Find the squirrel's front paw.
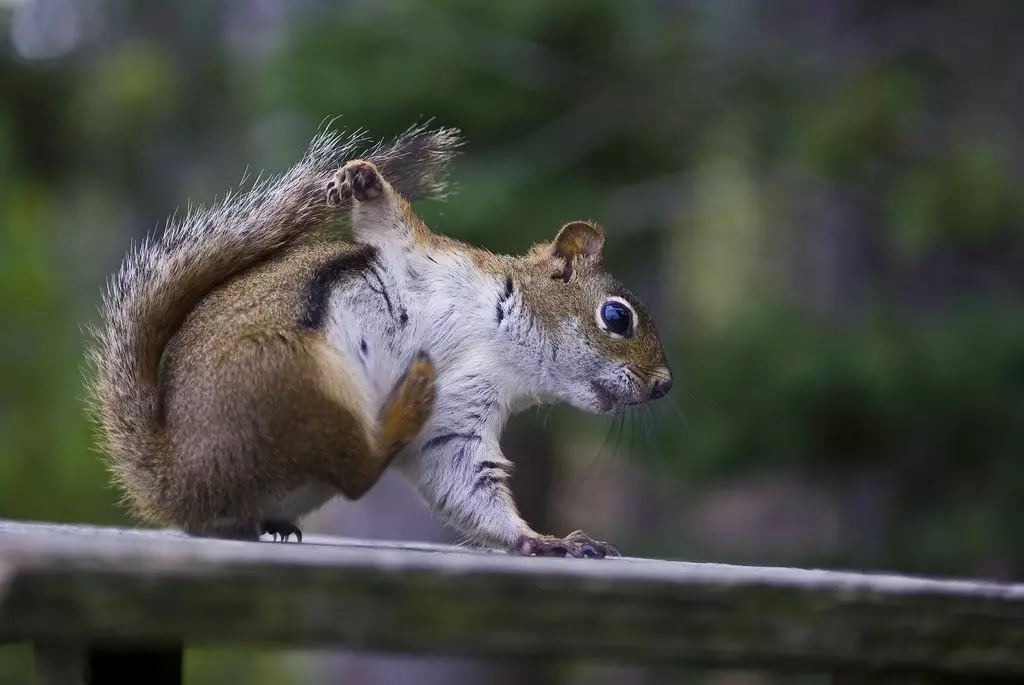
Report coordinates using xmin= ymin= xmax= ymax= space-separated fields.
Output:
xmin=510 ymin=530 xmax=620 ymax=559
xmin=326 ymin=160 xmax=383 ymax=204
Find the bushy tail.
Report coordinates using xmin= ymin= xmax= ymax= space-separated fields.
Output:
xmin=86 ymin=122 xmax=464 ymax=519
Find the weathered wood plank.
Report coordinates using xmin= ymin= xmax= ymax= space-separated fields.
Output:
xmin=1 ymin=520 xmax=1023 ymax=678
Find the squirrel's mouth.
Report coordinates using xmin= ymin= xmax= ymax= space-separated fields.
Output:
xmin=589 ymin=379 xmax=650 ymax=412
xmin=588 ymin=381 xmax=618 ymax=412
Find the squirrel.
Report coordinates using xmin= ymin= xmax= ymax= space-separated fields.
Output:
xmin=88 ymin=123 xmax=673 ymax=559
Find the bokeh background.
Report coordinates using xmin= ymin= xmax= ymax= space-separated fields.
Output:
xmin=2 ymin=0 xmax=1023 ymax=683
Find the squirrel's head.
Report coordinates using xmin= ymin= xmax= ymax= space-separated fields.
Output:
xmin=517 ymin=220 xmax=673 ymax=414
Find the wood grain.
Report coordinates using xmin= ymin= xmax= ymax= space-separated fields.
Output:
xmin=1 ymin=520 xmax=1023 ymax=678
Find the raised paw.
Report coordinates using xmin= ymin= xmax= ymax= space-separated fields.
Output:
xmin=326 ymin=160 xmax=383 ymax=205
xmin=261 ymin=519 xmax=303 ymax=543
xmin=511 ymin=530 xmax=621 ymax=559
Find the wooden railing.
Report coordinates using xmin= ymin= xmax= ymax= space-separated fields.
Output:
xmin=1 ymin=519 xmax=1022 ymax=684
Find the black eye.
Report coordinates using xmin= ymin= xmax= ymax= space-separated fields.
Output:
xmin=600 ymin=300 xmax=633 ymax=337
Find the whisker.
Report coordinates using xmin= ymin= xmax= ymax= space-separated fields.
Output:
xmin=629 ymin=363 xmax=672 ymax=380
xmin=622 ymin=374 xmax=652 ymax=466
xmin=628 ymin=407 xmax=639 ymax=467
xmin=666 ymin=395 xmax=692 ymax=437
xmin=641 ymin=403 xmax=665 ymax=465
xmin=580 ymin=410 xmax=622 ymax=490
xmin=611 ymin=406 xmax=627 ymax=463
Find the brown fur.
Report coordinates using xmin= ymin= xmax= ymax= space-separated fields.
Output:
xmin=157 ymin=239 xmax=435 ymax=532
xmin=89 ymin=127 xmax=668 ymax=549
xmin=515 ymin=222 xmax=670 ymax=391
xmin=87 ymin=126 xmax=460 ymax=528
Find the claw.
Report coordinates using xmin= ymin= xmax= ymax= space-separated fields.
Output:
xmin=326 ymin=160 xmax=383 ymax=206
xmin=261 ymin=520 xmax=303 ymax=543
xmin=510 ymin=531 xmax=619 ymax=559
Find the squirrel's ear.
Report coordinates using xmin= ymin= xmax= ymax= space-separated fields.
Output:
xmin=551 ymin=221 xmax=604 ymax=282
xmin=553 ymin=220 xmax=604 ymax=262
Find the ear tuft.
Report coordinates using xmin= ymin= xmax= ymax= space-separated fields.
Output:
xmin=553 ymin=221 xmax=605 ymax=262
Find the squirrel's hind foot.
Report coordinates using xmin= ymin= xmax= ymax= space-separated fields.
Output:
xmin=510 ymin=531 xmax=621 ymax=559
xmin=261 ymin=519 xmax=303 ymax=543
xmin=327 ymin=160 xmax=383 ymax=204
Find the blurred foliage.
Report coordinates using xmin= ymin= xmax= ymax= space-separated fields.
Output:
xmin=2 ymin=0 xmax=1024 ymax=683
xmin=667 ymin=301 xmax=1024 ymax=569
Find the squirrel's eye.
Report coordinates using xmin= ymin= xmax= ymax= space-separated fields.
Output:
xmin=599 ymin=300 xmax=633 ymax=338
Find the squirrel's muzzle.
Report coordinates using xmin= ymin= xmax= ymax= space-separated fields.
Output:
xmin=649 ymin=370 xmax=673 ymax=400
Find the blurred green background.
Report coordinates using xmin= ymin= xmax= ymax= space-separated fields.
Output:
xmin=2 ymin=0 xmax=1023 ymax=683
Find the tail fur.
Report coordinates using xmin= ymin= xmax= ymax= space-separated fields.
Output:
xmin=86 ymin=122 xmax=464 ymax=519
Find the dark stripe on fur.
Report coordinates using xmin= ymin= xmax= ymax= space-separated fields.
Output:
xmin=495 ymin=275 xmax=514 ymax=324
xmin=474 ymin=460 xmax=503 ymax=474
xmin=472 ymin=474 xmax=505 ymax=493
xmin=423 ymin=432 xmax=481 ymax=451
xmin=299 ymin=244 xmax=377 ymax=330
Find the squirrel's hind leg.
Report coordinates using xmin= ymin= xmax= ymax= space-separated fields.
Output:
xmin=321 ymin=351 xmax=437 ymax=500
xmin=167 ymin=331 xmax=371 ymax=542
xmin=247 ymin=349 xmax=436 ymax=540
xmin=256 ymin=481 xmax=338 ymax=543
xmin=172 ymin=341 xmax=435 ymax=541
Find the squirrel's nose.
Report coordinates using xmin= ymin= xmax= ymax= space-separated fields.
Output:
xmin=650 ymin=373 xmax=673 ymax=399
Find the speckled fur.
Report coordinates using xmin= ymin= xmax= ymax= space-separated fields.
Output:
xmin=87 ymin=125 xmax=672 ymax=552
xmin=87 ymin=125 xmax=458 ymax=534
xmin=326 ymin=166 xmax=672 ymax=549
